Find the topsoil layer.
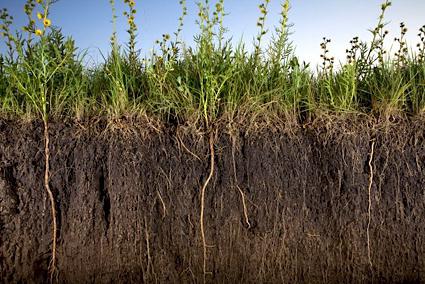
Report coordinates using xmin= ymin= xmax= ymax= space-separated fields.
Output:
xmin=0 ymin=117 xmax=424 ymax=284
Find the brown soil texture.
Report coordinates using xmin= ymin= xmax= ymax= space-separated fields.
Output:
xmin=0 ymin=118 xmax=424 ymax=284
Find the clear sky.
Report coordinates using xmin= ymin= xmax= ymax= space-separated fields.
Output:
xmin=1 ymin=0 xmax=424 ymax=67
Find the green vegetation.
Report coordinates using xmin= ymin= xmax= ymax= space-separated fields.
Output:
xmin=0 ymin=0 xmax=425 ymax=124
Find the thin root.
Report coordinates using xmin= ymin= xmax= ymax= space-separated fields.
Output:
xmin=236 ymin=185 xmax=251 ymax=228
xmin=145 ymin=217 xmax=153 ymax=276
xmin=200 ymin=131 xmax=215 ymax=283
xmin=156 ymin=190 xmax=167 ymax=219
xmin=367 ymin=139 xmax=375 ymax=274
xmin=232 ymin=138 xmax=251 ymax=228
xmin=177 ymin=130 xmax=202 ymax=161
xmin=44 ymin=119 xmax=57 ymax=283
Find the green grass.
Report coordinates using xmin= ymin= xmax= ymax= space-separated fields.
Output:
xmin=1 ymin=0 xmax=425 ymax=125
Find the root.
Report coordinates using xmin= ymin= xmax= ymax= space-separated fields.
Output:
xmin=231 ymin=138 xmax=250 ymax=228
xmin=158 ymin=168 xmax=172 ymax=219
xmin=177 ymin=130 xmax=202 ymax=162
xmin=44 ymin=119 xmax=57 ymax=282
xmin=367 ymin=140 xmax=375 ymax=274
xmin=145 ymin=217 xmax=153 ymax=277
xmin=236 ymin=186 xmax=250 ymax=228
xmin=156 ymin=190 xmax=167 ymax=219
xmin=200 ymin=131 xmax=215 ymax=283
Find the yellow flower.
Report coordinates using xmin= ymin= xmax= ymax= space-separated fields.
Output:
xmin=43 ymin=18 xmax=51 ymax=27
xmin=128 ymin=18 xmax=133 ymax=24
xmin=36 ymin=0 xmax=43 ymax=3
xmin=35 ymin=29 xmax=43 ymax=36
xmin=37 ymin=12 xmax=43 ymax=20
xmin=129 ymin=0 xmax=135 ymax=7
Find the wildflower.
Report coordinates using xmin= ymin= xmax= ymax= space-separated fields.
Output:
xmin=35 ymin=29 xmax=43 ymax=36
xmin=163 ymin=34 xmax=170 ymax=41
xmin=36 ymin=0 xmax=42 ymax=3
xmin=43 ymin=18 xmax=51 ymax=27
xmin=37 ymin=12 xmax=43 ymax=20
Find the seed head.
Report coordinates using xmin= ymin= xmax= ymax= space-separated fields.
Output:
xmin=215 ymin=3 xmax=222 ymax=12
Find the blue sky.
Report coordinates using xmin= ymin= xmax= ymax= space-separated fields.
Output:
xmin=1 ymin=0 xmax=424 ymax=66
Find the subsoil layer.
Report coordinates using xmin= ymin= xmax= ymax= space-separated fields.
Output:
xmin=0 ymin=118 xmax=424 ymax=283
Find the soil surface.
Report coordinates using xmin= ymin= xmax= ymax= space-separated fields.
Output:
xmin=0 ymin=117 xmax=424 ymax=283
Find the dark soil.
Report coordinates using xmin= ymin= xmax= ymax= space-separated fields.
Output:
xmin=0 ymin=117 xmax=424 ymax=283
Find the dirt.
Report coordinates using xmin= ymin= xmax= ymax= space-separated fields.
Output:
xmin=0 ymin=117 xmax=424 ymax=283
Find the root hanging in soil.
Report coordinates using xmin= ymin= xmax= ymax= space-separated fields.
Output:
xmin=144 ymin=216 xmax=154 ymax=279
xmin=200 ymin=131 xmax=215 ymax=283
xmin=156 ymin=190 xmax=167 ymax=219
xmin=367 ymin=139 xmax=376 ymax=274
xmin=231 ymin=138 xmax=250 ymax=228
xmin=43 ymin=119 xmax=57 ymax=282
xmin=236 ymin=186 xmax=250 ymax=228
xmin=176 ymin=130 xmax=201 ymax=162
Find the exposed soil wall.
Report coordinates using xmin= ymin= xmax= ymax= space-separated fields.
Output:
xmin=0 ymin=118 xmax=424 ymax=283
